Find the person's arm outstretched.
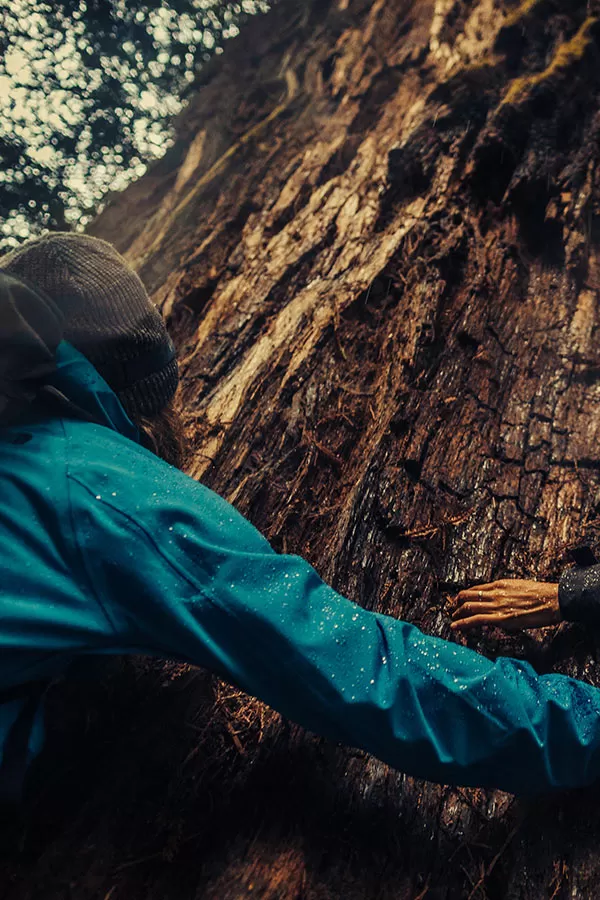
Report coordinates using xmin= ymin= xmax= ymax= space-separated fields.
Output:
xmin=67 ymin=431 xmax=600 ymax=795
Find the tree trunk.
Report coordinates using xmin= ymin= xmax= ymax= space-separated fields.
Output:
xmin=8 ymin=1 xmax=600 ymax=898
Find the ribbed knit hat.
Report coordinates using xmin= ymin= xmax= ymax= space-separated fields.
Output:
xmin=1 ymin=232 xmax=178 ymax=418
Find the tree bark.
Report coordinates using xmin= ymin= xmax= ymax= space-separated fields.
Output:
xmin=8 ymin=1 xmax=600 ymax=898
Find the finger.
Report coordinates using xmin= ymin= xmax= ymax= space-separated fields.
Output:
xmin=455 ymin=582 xmax=501 ymax=599
xmin=472 ymin=581 xmax=507 ymax=592
xmin=452 ymin=602 xmax=500 ymax=621
xmin=454 ymin=589 xmax=502 ymax=607
xmin=452 ymin=609 xmax=533 ymax=632
xmin=451 ymin=614 xmax=503 ymax=630
xmin=455 ymin=589 xmax=487 ymax=603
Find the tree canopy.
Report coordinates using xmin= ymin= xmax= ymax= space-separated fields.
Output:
xmin=0 ymin=0 xmax=271 ymax=251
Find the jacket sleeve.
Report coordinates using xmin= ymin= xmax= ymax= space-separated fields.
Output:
xmin=559 ymin=564 xmax=600 ymax=624
xmin=68 ymin=450 xmax=600 ymax=795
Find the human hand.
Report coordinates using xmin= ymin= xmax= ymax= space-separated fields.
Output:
xmin=451 ymin=579 xmax=561 ymax=632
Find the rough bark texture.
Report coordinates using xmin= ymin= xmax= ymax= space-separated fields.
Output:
xmin=6 ymin=1 xmax=600 ymax=897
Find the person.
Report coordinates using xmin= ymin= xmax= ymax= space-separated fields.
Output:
xmin=2 ymin=233 xmax=600 ymax=815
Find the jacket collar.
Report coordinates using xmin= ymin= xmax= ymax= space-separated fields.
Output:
xmin=47 ymin=342 xmax=140 ymax=443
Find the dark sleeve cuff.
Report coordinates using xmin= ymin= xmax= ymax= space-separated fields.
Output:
xmin=559 ymin=564 xmax=600 ymax=624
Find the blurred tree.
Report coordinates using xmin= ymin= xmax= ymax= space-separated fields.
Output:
xmin=0 ymin=0 xmax=271 ymax=250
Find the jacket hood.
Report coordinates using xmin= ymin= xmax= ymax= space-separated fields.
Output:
xmin=48 ymin=342 xmax=140 ymax=443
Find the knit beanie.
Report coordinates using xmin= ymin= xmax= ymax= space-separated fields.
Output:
xmin=1 ymin=232 xmax=179 ymax=418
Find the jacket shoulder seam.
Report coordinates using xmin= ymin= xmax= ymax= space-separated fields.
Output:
xmin=66 ymin=471 xmax=218 ymax=605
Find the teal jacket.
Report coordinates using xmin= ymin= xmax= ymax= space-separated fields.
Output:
xmin=2 ymin=341 xmax=600 ymax=796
